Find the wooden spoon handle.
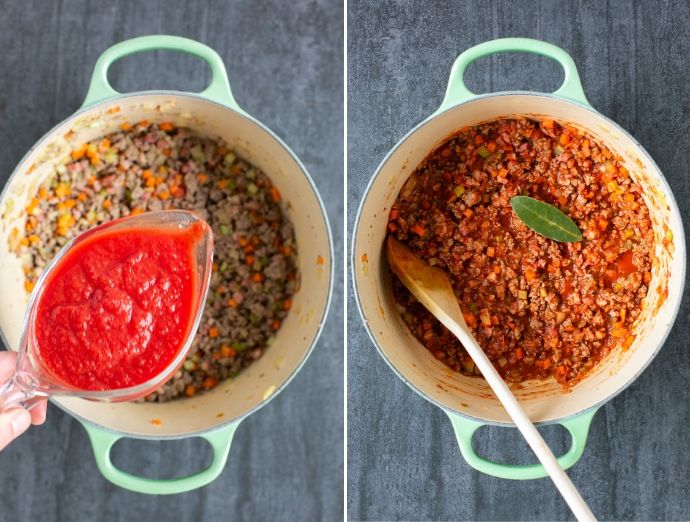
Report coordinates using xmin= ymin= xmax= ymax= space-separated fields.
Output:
xmin=446 ymin=321 xmax=596 ymax=522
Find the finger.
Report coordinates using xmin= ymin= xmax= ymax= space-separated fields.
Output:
xmin=0 ymin=408 xmax=31 ymax=451
xmin=0 ymin=351 xmax=18 ymax=382
xmin=30 ymin=400 xmax=48 ymax=425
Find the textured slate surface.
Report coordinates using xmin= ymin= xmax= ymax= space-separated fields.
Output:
xmin=0 ymin=1 xmax=343 ymax=521
xmin=348 ymin=1 xmax=690 ymax=520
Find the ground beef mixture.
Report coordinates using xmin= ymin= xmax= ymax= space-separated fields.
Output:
xmin=12 ymin=121 xmax=298 ymax=401
xmin=388 ymin=118 xmax=654 ymax=385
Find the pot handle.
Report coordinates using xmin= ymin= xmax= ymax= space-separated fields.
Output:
xmin=437 ymin=38 xmax=590 ymax=113
xmin=445 ymin=407 xmax=597 ymax=480
xmin=82 ymin=420 xmax=240 ymax=494
xmin=82 ymin=35 xmax=241 ymax=111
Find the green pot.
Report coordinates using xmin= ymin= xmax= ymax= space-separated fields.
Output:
xmin=0 ymin=35 xmax=334 ymax=494
xmin=352 ymin=37 xmax=685 ymax=480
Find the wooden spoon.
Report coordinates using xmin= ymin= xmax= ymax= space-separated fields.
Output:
xmin=386 ymin=236 xmax=595 ymax=522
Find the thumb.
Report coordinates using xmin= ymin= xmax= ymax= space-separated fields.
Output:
xmin=0 ymin=409 xmax=31 ymax=451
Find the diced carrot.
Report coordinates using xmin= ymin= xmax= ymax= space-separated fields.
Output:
xmin=515 ymin=348 xmax=525 ymax=360
xmin=137 ymin=119 xmax=150 ymax=128
xmin=209 ymin=327 xmax=219 ymax=338
xmin=158 ymin=191 xmax=171 ymax=201
xmin=271 ymin=320 xmax=281 ymax=330
xmin=492 ymin=265 xmax=501 ymax=274
xmin=77 ymin=192 xmax=87 ymax=202
xmin=411 ymin=224 xmax=426 ymax=237
xmin=221 ymin=345 xmax=237 ymax=358
xmin=99 ymin=138 xmax=111 ymax=151
xmin=185 ymin=385 xmax=196 ymax=397
xmin=463 ymin=209 xmax=474 ymax=219
xmin=24 ymin=280 xmax=35 ymax=293
xmin=198 ymin=173 xmax=209 ymax=183
xmin=524 ymin=268 xmax=537 ymax=281
xmin=473 ymin=135 xmax=484 ymax=144
xmin=71 ymin=145 xmax=87 ymax=160
xmin=129 ymin=208 xmax=144 ymax=216
xmin=463 ymin=312 xmax=477 ymax=328
xmin=171 ymin=186 xmax=186 ymax=198
xmin=554 ymin=365 xmax=568 ymax=380
xmin=536 ymin=358 xmax=552 ymax=369
xmin=611 ymin=325 xmax=628 ymax=338
xmin=159 ymin=121 xmax=174 ymax=132
xmin=389 ymin=209 xmax=400 ymax=220
xmin=486 ymin=141 xmax=497 ymax=153
xmin=19 ymin=237 xmax=29 ymax=247
xmin=119 ymin=122 xmax=132 ymax=131
xmin=227 ymin=298 xmax=238 ymax=308
xmin=559 ymin=132 xmax=571 ymax=145
xmin=218 ymin=179 xmax=230 ymax=189
xmin=282 ymin=246 xmax=293 ymax=256
xmin=252 ymin=272 xmax=264 ymax=283
xmin=38 ymin=187 xmax=48 ymax=200
xmin=202 ymin=376 xmax=218 ymax=389
xmin=271 ymin=186 xmax=281 ymax=202
xmin=283 ymin=299 xmax=292 ymax=311
xmin=25 ymin=197 xmax=39 ymax=213
xmin=212 ymin=262 xmax=218 ymax=272
xmin=486 ymin=246 xmax=495 ymax=257
xmin=622 ymin=334 xmax=636 ymax=351
xmin=102 ymin=199 xmax=112 ymax=209
xmin=542 ymin=118 xmax=555 ymax=129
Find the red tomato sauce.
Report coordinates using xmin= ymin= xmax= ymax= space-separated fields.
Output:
xmin=34 ymin=225 xmax=202 ymax=391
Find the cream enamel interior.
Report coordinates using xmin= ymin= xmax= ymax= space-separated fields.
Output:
xmin=0 ymin=93 xmax=332 ymax=437
xmin=354 ymin=94 xmax=684 ymax=425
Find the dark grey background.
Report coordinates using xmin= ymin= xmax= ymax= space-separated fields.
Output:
xmin=0 ymin=1 xmax=343 ymax=521
xmin=348 ymin=1 xmax=690 ymax=521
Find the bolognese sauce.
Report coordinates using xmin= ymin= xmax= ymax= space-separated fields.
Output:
xmin=388 ymin=118 xmax=654 ymax=385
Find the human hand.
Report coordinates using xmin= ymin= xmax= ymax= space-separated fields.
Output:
xmin=0 ymin=351 xmax=47 ymax=451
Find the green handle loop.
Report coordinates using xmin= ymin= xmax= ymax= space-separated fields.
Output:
xmin=83 ymin=420 xmax=240 ymax=494
xmin=82 ymin=35 xmax=241 ymax=110
xmin=438 ymin=38 xmax=590 ymax=113
xmin=446 ymin=408 xmax=598 ymax=480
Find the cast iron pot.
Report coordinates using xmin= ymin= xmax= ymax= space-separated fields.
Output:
xmin=0 ymin=35 xmax=333 ymax=494
xmin=352 ymin=38 xmax=684 ymax=479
